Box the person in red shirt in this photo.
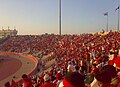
[54,71,63,86]
[89,63,98,75]
[40,74,56,87]
[22,74,33,87]
[4,82,10,87]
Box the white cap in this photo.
[58,71,61,73]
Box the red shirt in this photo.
[40,82,56,87]
[117,83,120,87]
[23,81,33,87]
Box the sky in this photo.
[0,0,119,35]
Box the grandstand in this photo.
[0,30,119,87]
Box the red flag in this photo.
[117,38,120,42]
[11,79,17,87]
[114,56,120,69]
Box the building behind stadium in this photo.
[0,28,18,38]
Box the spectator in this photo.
[39,74,56,87]
[100,65,119,86]
[22,74,33,87]
[4,82,10,87]
[74,65,80,73]
[67,61,75,73]
[89,63,98,75]
[84,63,98,85]
[95,69,113,87]
[54,71,63,86]
[59,72,85,87]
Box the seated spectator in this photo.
[89,63,98,75]
[39,74,56,87]
[67,61,75,73]
[90,65,118,87]
[74,65,80,73]
[84,63,98,85]
[59,72,85,87]
[95,69,113,87]
[22,74,33,87]
[100,65,119,86]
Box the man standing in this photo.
[22,74,33,87]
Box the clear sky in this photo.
[0,0,119,35]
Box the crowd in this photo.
[0,30,120,87]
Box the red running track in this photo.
[0,56,22,81]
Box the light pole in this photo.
[59,0,61,35]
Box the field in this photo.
[0,54,36,86]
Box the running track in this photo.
[0,54,36,86]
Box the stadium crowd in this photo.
[0,30,120,87]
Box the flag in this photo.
[104,12,108,16]
[115,6,119,11]
[11,79,17,87]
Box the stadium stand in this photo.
[0,30,120,87]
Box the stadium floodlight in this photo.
[59,0,61,35]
